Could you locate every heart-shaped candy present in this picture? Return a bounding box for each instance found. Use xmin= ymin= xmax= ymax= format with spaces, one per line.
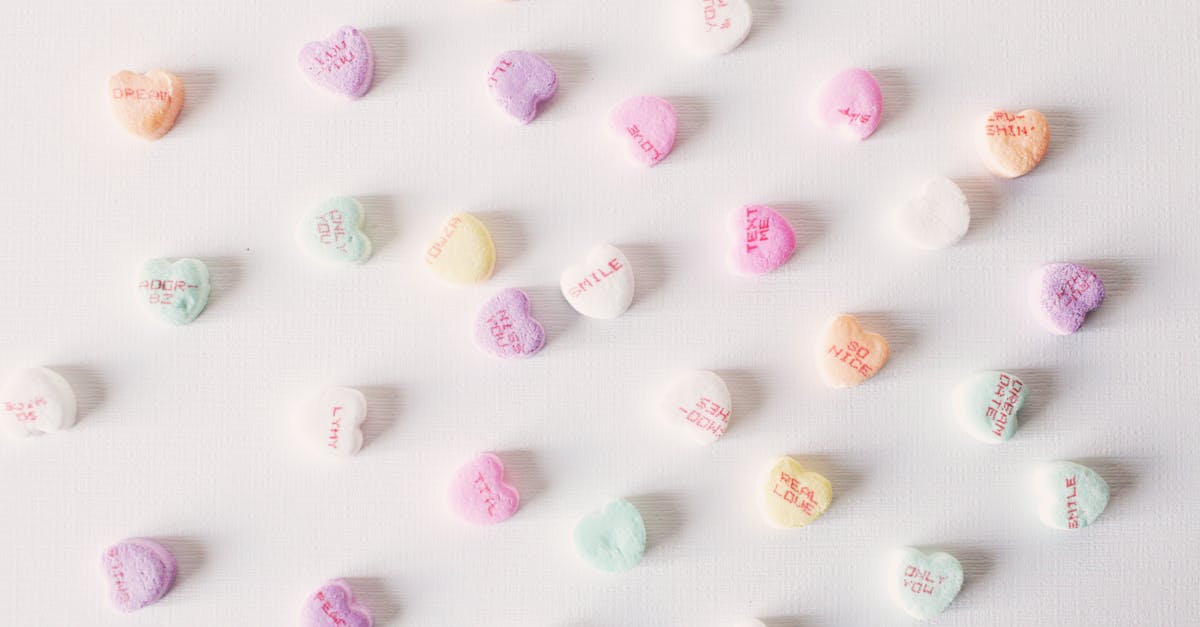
xmin=894 ymin=177 xmax=971 ymax=250
xmin=136 ymin=258 xmax=211 ymax=325
xmin=759 ymin=456 xmax=832 ymax=528
xmin=424 ymin=213 xmax=496 ymax=285
xmin=303 ymin=579 xmax=373 ymax=627
xmin=658 ymin=370 xmax=732 ymax=444
xmin=680 ymin=0 xmax=753 ymax=56
xmin=953 ymin=371 xmax=1028 ymax=443
xmin=1029 ymin=263 xmax=1105 ymax=335
xmin=108 ymin=70 xmax=184 ymax=140
xmin=978 ymin=109 xmax=1049 ymax=178
xmin=816 ymin=314 xmax=889 ymax=388
xmin=101 ymin=538 xmax=177 ymax=612
xmin=888 ymin=547 xmax=964 ymax=620
xmin=812 ymin=68 xmax=882 ymax=141
xmin=474 ymin=288 xmax=545 ymax=359
xmin=0 ymin=367 xmax=77 ymax=439
xmin=574 ymin=499 xmax=647 ymax=572
xmin=297 ymin=197 xmax=372 ymax=265
xmin=560 ymin=244 xmax=635 ymax=319
xmin=1033 ymin=461 xmax=1109 ymax=530
xmin=295 ymin=387 xmax=367 ymax=458
xmin=487 ymin=51 xmax=557 ymax=124
xmin=609 ymin=96 xmax=677 ymax=167
xmin=727 ymin=205 xmax=797 ymax=275
xmin=449 ymin=453 xmax=520 ymax=525
xmin=299 ymin=26 xmax=375 ymax=99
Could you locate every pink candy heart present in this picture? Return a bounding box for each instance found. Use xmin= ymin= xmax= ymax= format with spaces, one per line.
xmin=303 ymin=579 xmax=373 ymax=627
xmin=609 ymin=96 xmax=677 ymax=167
xmin=1029 ymin=263 xmax=1105 ymax=335
xmin=299 ymin=26 xmax=375 ymax=99
xmin=101 ymin=539 xmax=177 ymax=613
xmin=487 ymin=51 xmax=558 ymax=124
xmin=449 ymin=453 xmax=520 ymax=525
xmin=812 ymin=68 xmax=882 ymax=141
xmin=727 ymin=205 xmax=797 ymax=275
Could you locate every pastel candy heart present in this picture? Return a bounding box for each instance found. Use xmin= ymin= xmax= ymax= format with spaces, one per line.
xmin=448 ymin=453 xmax=521 ymax=525
xmin=1029 ymin=263 xmax=1105 ymax=334
xmin=758 ymin=456 xmax=832 ymax=528
xmin=299 ymin=26 xmax=375 ymax=99
xmin=0 ymin=367 xmax=76 ymax=439
xmin=894 ymin=177 xmax=971 ymax=250
xmin=424 ymin=213 xmax=496 ymax=285
xmin=680 ymin=0 xmax=753 ymax=56
xmin=1034 ymin=461 xmax=1109 ymax=530
xmin=487 ymin=51 xmax=557 ymax=124
xmin=136 ymin=258 xmax=211 ymax=325
xmin=888 ymin=547 xmax=964 ymax=620
xmin=573 ymin=499 xmax=646 ymax=573
xmin=812 ymin=68 xmax=882 ymax=141
xmin=560 ymin=244 xmax=635 ymax=319
xmin=295 ymin=387 xmax=367 ymax=458
xmin=108 ymin=70 xmax=184 ymax=140
xmin=100 ymin=538 xmax=177 ymax=612
xmin=953 ymin=371 xmax=1028 ymax=443
xmin=609 ymin=96 xmax=677 ymax=167
xmin=978 ymin=109 xmax=1050 ymax=178
xmin=474 ymin=288 xmax=545 ymax=359
xmin=303 ymin=579 xmax=372 ymax=627
xmin=297 ymin=197 xmax=372 ymax=265
xmin=658 ymin=370 xmax=732 ymax=444
xmin=816 ymin=314 xmax=890 ymax=388
xmin=727 ymin=205 xmax=797 ymax=275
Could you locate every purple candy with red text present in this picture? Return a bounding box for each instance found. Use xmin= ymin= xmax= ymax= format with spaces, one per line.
xmin=303 ymin=579 xmax=373 ymax=627
xmin=299 ymin=26 xmax=375 ymax=99
xmin=487 ymin=51 xmax=558 ymax=124
xmin=100 ymin=538 xmax=177 ymax=612
xmin=1029 ymin=263 xmax=1105 ymax=334
xmin=474 ymin=288 xmax=545 ymax=358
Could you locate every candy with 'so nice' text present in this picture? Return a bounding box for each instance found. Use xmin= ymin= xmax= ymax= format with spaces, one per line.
xmin=816 ymin=314 xmax=889 ymax=388
xmin=108 ymin=70 xmax=184 ymax=140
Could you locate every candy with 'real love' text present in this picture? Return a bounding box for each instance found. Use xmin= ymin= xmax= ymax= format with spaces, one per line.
xmin=758 ymin=456 xmax=832 ymax=528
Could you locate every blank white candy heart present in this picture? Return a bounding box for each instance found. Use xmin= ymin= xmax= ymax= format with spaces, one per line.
xmin=560 ymin=244 xmax=635 ymax=319
xmin=658 ymin=371 xmax=732 ymax=444
xmin=294 ymin=387 xmax=366 ymax=458
xmin=893 ymin=177 xmax=970 ymax=250
xmin=680 ymin=0 xmax=753 ymax=56
xmin=0 ymin=367 xmax=76 ymax=438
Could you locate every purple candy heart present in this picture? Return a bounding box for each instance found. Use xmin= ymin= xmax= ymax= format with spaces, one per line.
xmin=486 ymin=51 xmax=558 ymax=124
xmin=1030 ymin=263 xmax=1105 ymax=334
xmin=299 ymin=26 xmax=375 ymax=99
xmin=303 ymin=580 xmax=373 ymax=627
xmin=101 ymin=538 xmax=177 ymax=612
xmin=474 ymin=288 xmax=546 ymax=359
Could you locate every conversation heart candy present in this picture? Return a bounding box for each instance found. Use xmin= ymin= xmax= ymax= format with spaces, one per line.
xmin=0 ymin=367 xmax=77 ymax=439
xmin=727 ymin=205 xmax=797 ymax=275
xmin=295 ymin=387 xmax=367 ymax=458
xmin=101 ymin=538 xmax=177 ymax=612
xmin=574 ymin=499 xmax=647 ymax=573
xmin=296 ymin=197 xmax=372 ymax=265
xmin=979 ymin=109 xmax=1050 ymax=178
xmin=888 ymin=547 xmax=964 ymax=620
xmin=1029 ymin=263 xmax=1105 ymax=334
xmin=609 ymin=96 xmax=677 ymax=167
xmin=894 ymin=177 xmax=971 ymax=251
xmin=758 ymin=456 xmax=832 ymax=528
xmin=136 ymin=258 xmax=211 ymax=325
xmin=449 ymin=453 xmax=520 ymax=525
xmin=303 ymin=579 xmax=373 ymax=627
xmin=560 ymin=244 xmax=635 ymax=319
xmin=680 ymin=0 xmax=753 ymax=56
xmin=474 ymin=288 xmax=545 ymax=359
xmin=953 ymin=371 xmax=1028 ymax=444
xmin=299 ymin=26 xmax=375 ymax=99
xmin=658 ymin=370 xmax=732 ymax=444
xmin=424 ymin=213 xmax=496 ymax=285
xmin=108 ymin=70 xmax=184 ymax=140
xmin=812 ymin=68 xmax=882 ymax=141
xmin=486 ymin=51 xmax=557 ymax=124
xmin=1033 ymin=461 xmax=1109 ymax=530
xmin=816 ymin=314 xmax=889 ymax=388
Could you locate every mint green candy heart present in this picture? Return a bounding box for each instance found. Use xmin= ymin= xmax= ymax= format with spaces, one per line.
xmin=573 ymin=499 xmax=646 ymax=573
xmin=296 ymin=197 xmax=372 ymax=265
xmin=1034 ymin=461 xmax=1109 ymax=530
xmin=889 ymin=547 xmax=963 ymax=620
xmin=136 ymin=258 xmax=211 ymax=325
xmin=952 ymin=370 xmax=1028 ymax=443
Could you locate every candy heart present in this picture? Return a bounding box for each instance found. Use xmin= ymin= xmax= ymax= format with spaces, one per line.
xmin=1029 ymin=263 xmax=1105 ymax=335
xmin=303 ymin=579 xmax=372 ymax=627
xmin=295 ymin=387 xmax=367 ymax=458
xmin=108 ymin=70 xmax=184 ymax=140
xmin=296 ymin=197 xmax=372 ymax=265
xmin=658 ymin=370 xmax=732 ymax=444
xmin=727 ymin=204 xmax=797 ymax=275
xmin=893 ymin=177 xmax=971 ymax=250
xmin=136 ymin=258 xmax=211 ymax=325
xmin=888 ymin=547 xmax=964 ymax=620
xmin=448 ymin=453 xmax=521 ymax=525
xmin=680 ymin=0 xmax=753 ymax=56
xmin=573 ymin=499 xmax=647 ymax=573
xmin=424 ymin=213 xmax=496 ymax=285
xmin=474 ymin=288 xmax=545 ymax=359
xmin=560 ymin=244 xmax=635 ymax=319
xmin=812 ymin=68 xmax=882 ymax=141
xmin=0 ymin=367 xmax=77 ymax=439
xmin=1033 ymin=461 xmax=1109 ymax=530
xmin=299 ymin=26 xmax=375 ymax=99
xmin=486 ymin=51 xmax=557 ymax=124
xmin=609 ymin=96 xmax=677 ymax=167
xmin=100 ymin=538 xmax=177 ymax=612
xmin=816 ymin=314 xmax=889 ymax=388
xmin=953 ymin=371 xmax=1028 ymax=444
xmin=758 ymin=456 xmax=832 ymax=528
xmin=978 ymin=109 xmax=1050 ymax=178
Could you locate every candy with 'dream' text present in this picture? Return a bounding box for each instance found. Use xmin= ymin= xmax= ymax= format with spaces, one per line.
xmin=136 ymin=258 xmax=211 ymax=325
xmin=680 ymin=0 xmax=753 ymax=56
xmin=812 ymin=68 xmax=882 ymax=141
xmin=560 ymin=244 xmax=635 ymax=319
xmin=448 ymin=453 xmax=520 ymax=525
xmin=299 ymin=26 xmax=375 ymax=99
xmin=0 ymin=367 xmax=76 ymax=439
xmin=303 ymin=579 xmax=372 ymax=627
xmin=609 ymin=96 xmax=677 ymax=167
xmin=1033 ymin=461 xmax=1109 ymax=530
xmin=487 ymin=51 xmax=557 ymax=124
xmin=758 ymin=456 xmax=832 ymax=528
xmin=978 ymin=109 xmax=1049 ymax=178
xmin=893 ymin=177 xmax=971 ymax=251
xmin=297 ymin=197 xmax=372 ymax=265
xmin=888 ymin=547 xmax=964 ymax=620
xmin=658 ymin=370 xmax=732 ymax=444
xmin=815 ymin=314 xmax=889 ymax=388
xmin=574 ymin=499 xmax=647 ymax=573
xmin=953 ymin=371 xmax=1028 ymax=443
xmin=294 ymin=387 xmax=367 ymax=458
xmin=108 ymin=70 xmax=184 ymax=140
xmin=424 ymin=213 xmax=496 ymax=285
xmin=727 ymin=205 xmax=797 ymax=275
xmin=101 ymin=538 xmax=177 ymax=612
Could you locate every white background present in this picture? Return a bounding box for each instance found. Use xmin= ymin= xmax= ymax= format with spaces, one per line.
xmin=1 ymin=1 xmax=1197 ymax=625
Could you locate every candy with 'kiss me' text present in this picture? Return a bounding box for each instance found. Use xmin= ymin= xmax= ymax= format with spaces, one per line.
xmin=680 ymin=0 xmax=753 ymax=56
xmin=1033 ymin=461 xmax=1109 ymax=530
xmin=658 ymin=370 xmax=732 ymax=444
xmin=812 ymin=68 xmax=882 ymax=141
xmin=108 ymin=70 xmax=184 ymax=140
xmin=299 ymin=26 xmax=375 ymax=99
xmin=487 ymin=51 xmax=557 ymax=124
xmin=136 ymin=258 xmax=211 ymax=325
xmin=727 ymin=205 xmax=797 ymax=275
xmin=295 ymin=387 xmax=367 ymax=458
xmin=0 ymin=367 xmax=76 ymax=439
xmin=560 ymin=244 xmax=635 ymax=319
xmin=759 ymin=456 xmax=832 ymax=528
xmin=953 ymin=371 xmax=1028 ymax=443
xmin=888 ymin=547 xmax=964 ymax=620
xmin=449 ymin=453 xmax=520 ymax=525
xmin=1029 ymin=263 xmax=1104 ymax=335
xmin=297 ymin=197 xmax=372 ymax=265
xmin=574 ymin=499 xmax=647 ymax=573
xmin=474 ymin=288 xmax=545 ymax=359
xmin=303 ymin=579 xmax=372 ymax=627
xmin=424 ymin=213 xmax=496 ymax=285
xmin=894 ymin=177 xmax=971 ymax=251
xmin=816 ymin=314 xmax=890 ymax=388
xmin=979 ymin=109 xmax=1050 ymax=178
xmin=101 ymin=538 xmax=177 ymax=613
xmin=609 ymin=96 xmax=677 ymax=167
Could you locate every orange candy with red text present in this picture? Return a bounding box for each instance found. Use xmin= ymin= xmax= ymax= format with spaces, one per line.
xmin=815 ymin=314 xmax=889 ymax=388
xmin=108 ymin=70 xmax=184 ymax=140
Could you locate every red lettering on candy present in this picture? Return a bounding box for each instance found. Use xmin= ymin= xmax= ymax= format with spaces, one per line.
xmin=567 ymin=257 xmax=625 ymax=297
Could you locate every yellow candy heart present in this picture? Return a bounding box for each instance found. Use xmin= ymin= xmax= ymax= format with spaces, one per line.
xmin=108 ymin=70 xmax=184 ymax=140
xmin=424 ymin=213 xmax=496 ymax=284
xmin=816 ymin=314 xmax=889 ymax=388
xmin=758 ymin=456 xmax=832 ymax=528
xmin=978 ymin=109 xmax=1050 ymax=178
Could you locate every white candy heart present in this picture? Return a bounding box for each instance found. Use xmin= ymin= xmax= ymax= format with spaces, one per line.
xmin=0 ymin=367 xmax=76 ymax=438
xmin=560 ymin=244 xmax=635 ymax=319
xmin=294 ymin=387 xmax=366 ymax=458
xmin=680 ymin=0 xmax=753 ymax=56
xmin=893 ymin=177 xmax=970 ymax=250
xmin=888 ymin=547 xmax=964 ymax=620
xmin=658 ymin=371 xmax=732 ymax=444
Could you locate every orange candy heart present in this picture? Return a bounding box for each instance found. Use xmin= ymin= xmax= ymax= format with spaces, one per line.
xmin=816 ymin=314 xmax=889 ymax=388
xmin=978 ymin=109 xmax=1049 ymax=178
xmin=108 ymin=70 xmax=184 ymax=140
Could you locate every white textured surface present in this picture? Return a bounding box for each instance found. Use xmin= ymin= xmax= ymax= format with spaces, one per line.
xmin=0 ymin=1 xmax=1197 ymax=625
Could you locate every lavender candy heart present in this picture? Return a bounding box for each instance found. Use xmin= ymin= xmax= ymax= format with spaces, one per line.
xmin=299 ymin=26 xmax=375 ymax=99
xmin=1029 ymin=263 xmax=1105 ymax=334
xmin=474 ymin=288 xmax=546 ymax=359
xmin=100 ymin=538 xmax=177 ymax=612
xmin=303 ymin=579 xmax=373 ymax=627
xmin=486 ymin=51 xmax=558 ymax=124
